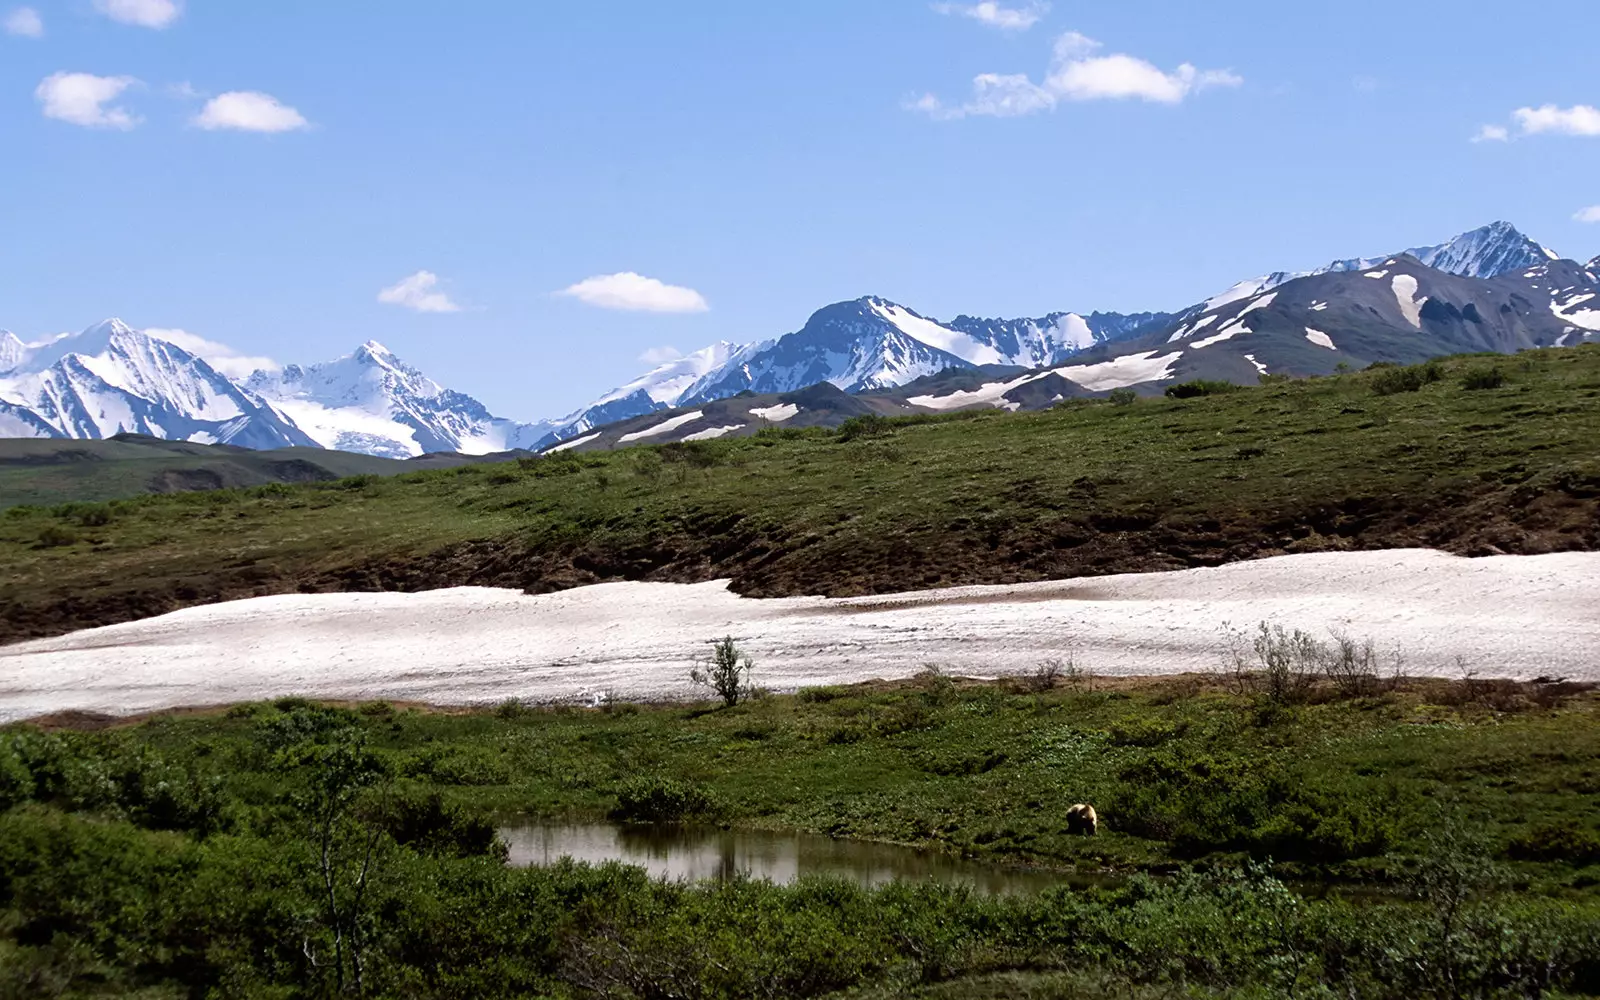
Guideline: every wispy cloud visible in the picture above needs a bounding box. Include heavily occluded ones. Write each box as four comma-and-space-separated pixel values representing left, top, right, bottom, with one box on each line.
93, 0, 180, 29
932, 1, 1047, 32
194, 91, 309, 133
637, 346, 684, 365
145, 328, 278, 378
35, 72, 141, 130
378, 271, 461, 313
912, 30, 1240, 119
1575, 206, 1600, 225
4, 6, 42, 37
1470, 124, 1509, 143
1512, 104, 1600, 137
558, 273, 710, 313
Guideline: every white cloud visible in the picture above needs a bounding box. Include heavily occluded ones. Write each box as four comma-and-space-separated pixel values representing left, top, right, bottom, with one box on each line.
377, 271, 462, 314
35, 73, 141, 130
558, 273, 710, 313
144, 328, 279, 378
1575, 206, 1600, 224
637, 346, 684, 365
4, 7, 42, 37
933, 1, 1048, 31
1511, 104, 1600, 137
193, 91, 309, 133
93, 0, 180, 29
912, 30, 1239, 119
1471, 124, 1509, 143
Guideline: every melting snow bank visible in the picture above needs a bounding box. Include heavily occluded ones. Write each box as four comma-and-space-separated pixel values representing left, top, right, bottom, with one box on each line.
2, 549, 1597, 722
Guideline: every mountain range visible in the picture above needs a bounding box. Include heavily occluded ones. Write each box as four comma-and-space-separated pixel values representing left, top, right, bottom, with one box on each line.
1, 222, 1596, 458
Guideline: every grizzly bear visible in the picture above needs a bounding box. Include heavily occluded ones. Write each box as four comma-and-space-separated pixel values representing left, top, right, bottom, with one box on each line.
1066, 803, 1098, 836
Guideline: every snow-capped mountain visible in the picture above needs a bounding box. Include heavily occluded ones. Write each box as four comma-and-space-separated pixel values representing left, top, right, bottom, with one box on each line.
0, 332, 27, 373
540, 341, 741, 443
1201, 221, 1560, 313
2, 222, 1591, 459
532, 299, 1170, 445
0, 320, 315, 448
242, 341, 552, 459
897, 250, 1600, 413
673, 297, 1172, 406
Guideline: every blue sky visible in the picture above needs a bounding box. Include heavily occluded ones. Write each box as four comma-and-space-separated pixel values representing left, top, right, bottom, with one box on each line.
2, 0, 1598, 420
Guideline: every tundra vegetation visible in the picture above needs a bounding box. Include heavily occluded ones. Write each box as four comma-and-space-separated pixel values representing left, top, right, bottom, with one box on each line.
2, 345, 1598, 643
2, 667, 1598, 998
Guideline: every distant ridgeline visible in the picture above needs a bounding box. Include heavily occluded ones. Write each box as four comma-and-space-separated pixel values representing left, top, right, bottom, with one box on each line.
1, 222, 1595, 460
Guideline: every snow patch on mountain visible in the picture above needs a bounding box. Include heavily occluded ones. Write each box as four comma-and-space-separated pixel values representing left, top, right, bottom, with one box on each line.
750, 403, 800, 422
1305, 328, 1336, 350
1391, 275, 1425, 328
1057, 350, 1184, 391
619, 410, 704, 443
1551, 292, 1600, 332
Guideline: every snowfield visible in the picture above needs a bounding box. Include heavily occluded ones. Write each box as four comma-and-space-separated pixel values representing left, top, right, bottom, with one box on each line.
1, 550, 1596, 723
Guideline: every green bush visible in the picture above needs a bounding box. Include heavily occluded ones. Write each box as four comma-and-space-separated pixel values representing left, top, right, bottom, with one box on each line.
1507, 822, 1600, 865
371, 791, 505, 859
0, 738, 33, 810
1107, 387, 1138, 406
1460, 365, 1507, 390
1164, 379, 1239, 399
36, 524, 79, 548
836, 413, 894, 442
1370, 360, 1444, 395
609, 776, 718, 824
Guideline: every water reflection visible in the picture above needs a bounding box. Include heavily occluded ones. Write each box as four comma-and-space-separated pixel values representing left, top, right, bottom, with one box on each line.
500, 822, 1089, 895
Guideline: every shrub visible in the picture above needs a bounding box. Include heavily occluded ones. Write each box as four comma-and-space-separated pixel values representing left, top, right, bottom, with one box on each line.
1460, 366, 1507, 390
36, 524, 79, 548
1322, 631, 1395, 698
609, 776, 717, 824
1370, 360, 1444, 395
372, 792, 505, 859
690, 636, 752, 708
836, 413, 893, 442
798, 685, 847, 703
0, 738, 34, 811
1107, 388, 1138, 406
1507, 822, 1600, 865
1226, 622, 1321, 704
1164, 379, 1240, 399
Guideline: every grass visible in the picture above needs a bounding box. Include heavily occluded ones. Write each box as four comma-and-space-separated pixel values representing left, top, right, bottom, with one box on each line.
7, 677, 1600, 998
97, 673, 1600, 887
3, 345, 1598, 642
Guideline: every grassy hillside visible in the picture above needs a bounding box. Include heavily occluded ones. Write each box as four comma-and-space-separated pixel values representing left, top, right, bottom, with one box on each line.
0, 434, 531, 509
2, 347, 1597, 643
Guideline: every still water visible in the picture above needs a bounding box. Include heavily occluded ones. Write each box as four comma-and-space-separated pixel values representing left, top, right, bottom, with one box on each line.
500, 822, 1094, 895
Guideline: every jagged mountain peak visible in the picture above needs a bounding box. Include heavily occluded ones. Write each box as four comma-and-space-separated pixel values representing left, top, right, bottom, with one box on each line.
0, 331, 26, 374
0, 318, 315, 448
1325, 221, 1558, 280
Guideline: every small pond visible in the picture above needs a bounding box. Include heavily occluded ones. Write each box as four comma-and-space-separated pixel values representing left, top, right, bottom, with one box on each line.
500, 822, 1105, 895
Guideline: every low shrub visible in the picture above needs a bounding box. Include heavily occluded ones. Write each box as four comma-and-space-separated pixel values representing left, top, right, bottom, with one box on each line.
609, 776, 718, 824
36, 525, 79, 548
836, 413, 894, 442
1107, 387, 1138, 406
1164, 379, 1239, 399
1370, 360, 1444, 396
1460, 366, 1507, 390
1507, 822, 1600, 865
